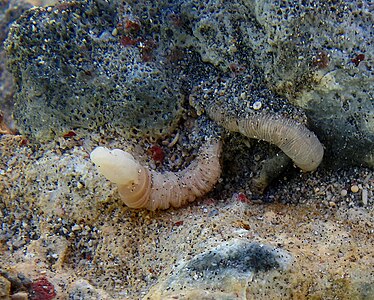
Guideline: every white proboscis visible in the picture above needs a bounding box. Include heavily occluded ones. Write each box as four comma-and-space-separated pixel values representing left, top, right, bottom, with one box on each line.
90, 146, 141, 185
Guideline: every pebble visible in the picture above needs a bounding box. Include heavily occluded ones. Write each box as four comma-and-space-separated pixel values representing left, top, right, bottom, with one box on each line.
361, 189, 368, 206
328, 201, 336, 208
72, 224, 81, 231
10, 292, 28, 300
350, 185, 359, 193
252, 101, 262, 110
340, 189, 348, 197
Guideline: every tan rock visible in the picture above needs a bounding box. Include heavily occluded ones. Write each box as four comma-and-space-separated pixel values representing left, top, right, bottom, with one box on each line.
0, 276, 11, 300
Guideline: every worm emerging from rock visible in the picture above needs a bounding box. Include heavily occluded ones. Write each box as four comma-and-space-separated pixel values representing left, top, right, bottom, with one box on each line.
208, 107, 324, 171
90, 139, 222, 210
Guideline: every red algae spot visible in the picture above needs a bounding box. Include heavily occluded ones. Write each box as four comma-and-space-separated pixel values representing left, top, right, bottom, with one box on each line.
124, 18, 141, 33
229, 63, 246, 76
312, 50, 330, 69
19, 138, 29, 146
204, 198, 216, 206
62, 130, 76, 139
149, 144, 165, 163
30, 277, 56, 300
351, 53, 365, 66
173, 221, 184, 226
139, 39, 157, 62
236, 192, 251, 204
120, 36, 139, 47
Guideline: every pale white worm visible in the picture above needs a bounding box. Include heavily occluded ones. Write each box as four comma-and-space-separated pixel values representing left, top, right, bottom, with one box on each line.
208, 107, 324, 171
91, 139, 222, 210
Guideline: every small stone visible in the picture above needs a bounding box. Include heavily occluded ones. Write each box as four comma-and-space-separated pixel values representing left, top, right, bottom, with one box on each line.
11, 291, 28, 300
361, 189, 368, 206
252, 101, 262, 110
68, 279, 106, 299
0, 276, 11, 298
329, 201, 336, 208
144, 239, 293, 299
350, 185, 359, 193
340, 189, 348, 197
72, 224, 81, 231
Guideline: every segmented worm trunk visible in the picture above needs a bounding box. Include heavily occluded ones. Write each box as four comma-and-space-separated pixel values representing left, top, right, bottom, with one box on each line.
118, 140, 222, 210
208, 108, 323, 171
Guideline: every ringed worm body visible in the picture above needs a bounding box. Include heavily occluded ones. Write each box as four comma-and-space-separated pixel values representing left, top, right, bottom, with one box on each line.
208, 107, 324, 171
91, 140, 222, 210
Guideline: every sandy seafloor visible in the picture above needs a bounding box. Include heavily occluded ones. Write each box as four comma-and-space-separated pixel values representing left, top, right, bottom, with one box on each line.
0, 133, 373, 299
0, 0, 373, 299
